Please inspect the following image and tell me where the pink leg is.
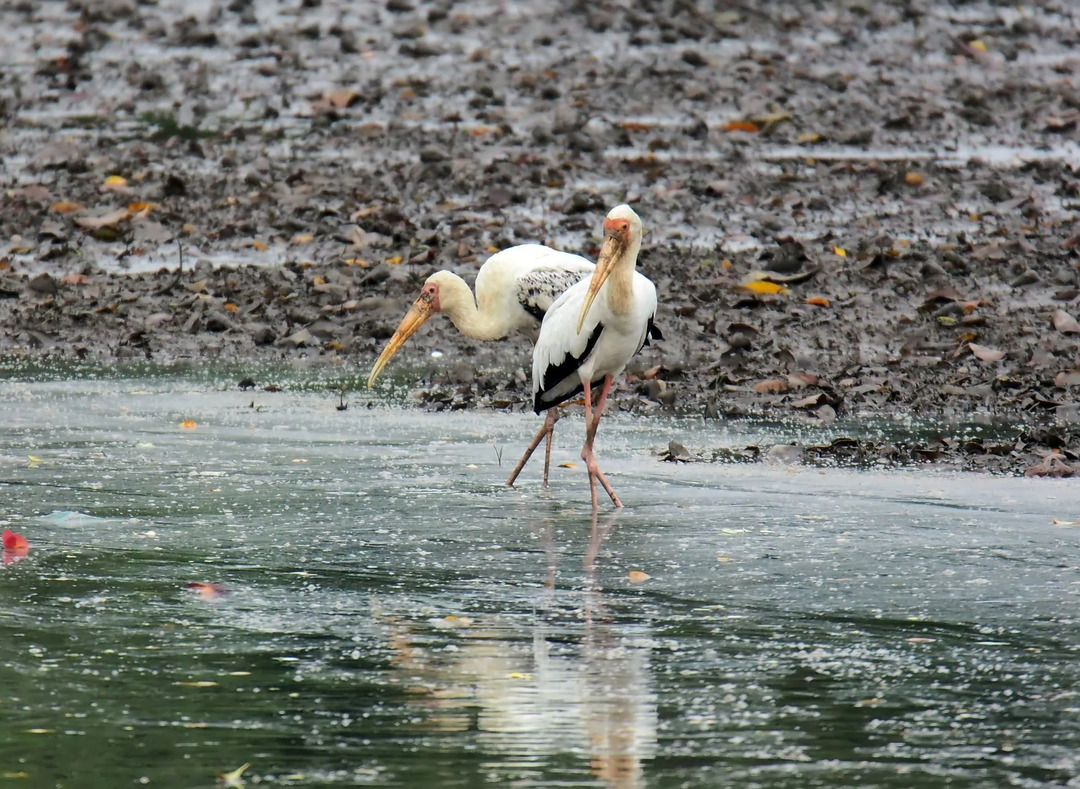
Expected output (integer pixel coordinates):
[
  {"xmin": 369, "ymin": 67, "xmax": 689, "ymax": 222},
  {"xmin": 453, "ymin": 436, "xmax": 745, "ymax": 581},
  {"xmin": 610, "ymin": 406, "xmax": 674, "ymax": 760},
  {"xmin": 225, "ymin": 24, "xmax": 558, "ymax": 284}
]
[
  {"xmin": 506, "ymin": 407, "xmax": 561, "ymax": 488},
  {"xmin": 581, "ymin": 376, "xmax": 622, "ymax": 509}
]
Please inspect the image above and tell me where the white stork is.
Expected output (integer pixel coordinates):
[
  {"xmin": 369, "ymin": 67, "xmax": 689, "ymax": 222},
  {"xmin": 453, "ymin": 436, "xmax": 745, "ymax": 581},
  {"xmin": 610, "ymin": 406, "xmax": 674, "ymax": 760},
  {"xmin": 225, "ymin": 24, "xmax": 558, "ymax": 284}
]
[
  {"xmin": 365, "ymin": 244, "xmax": 595, "ymax": 485},
  {"xmin": 531, "ymin": 204, "xmax": 660, "ymax": 509}
]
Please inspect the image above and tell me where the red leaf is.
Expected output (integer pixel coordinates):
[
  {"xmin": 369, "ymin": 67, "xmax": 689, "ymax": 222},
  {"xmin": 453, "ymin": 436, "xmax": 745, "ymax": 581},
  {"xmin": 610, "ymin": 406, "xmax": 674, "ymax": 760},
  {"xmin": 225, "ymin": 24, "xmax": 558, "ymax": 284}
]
[{"xmin": 2, "ymin": 529, "xmax": 28, "ymax": 551}]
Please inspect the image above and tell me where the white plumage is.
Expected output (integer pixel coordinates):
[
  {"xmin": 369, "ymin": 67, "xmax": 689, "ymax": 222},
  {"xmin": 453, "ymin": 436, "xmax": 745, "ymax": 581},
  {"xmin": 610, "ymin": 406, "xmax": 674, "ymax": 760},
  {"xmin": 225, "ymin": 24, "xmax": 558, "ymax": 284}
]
[
  {"xmin": 366, "ymin": 242, "xmax": 596, "ymax": 488},
  {"xmin": 529, "ymin": 204, "xmax": 661, "ymax": 509},
  {"xmin": 532, "ymin": 270, "xmax": 658, "ymax": 412}
]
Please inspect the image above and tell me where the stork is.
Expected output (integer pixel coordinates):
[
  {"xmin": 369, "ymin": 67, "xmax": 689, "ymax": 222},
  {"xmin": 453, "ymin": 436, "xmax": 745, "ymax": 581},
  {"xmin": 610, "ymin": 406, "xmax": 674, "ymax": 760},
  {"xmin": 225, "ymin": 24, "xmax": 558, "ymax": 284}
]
[
  {"xmin": 531, "ymin": 205, "xmax": 660, "ymax": 509},
  {"xmin": 366, "ymin": 244, "xmax": 594, "ymax": 486}
]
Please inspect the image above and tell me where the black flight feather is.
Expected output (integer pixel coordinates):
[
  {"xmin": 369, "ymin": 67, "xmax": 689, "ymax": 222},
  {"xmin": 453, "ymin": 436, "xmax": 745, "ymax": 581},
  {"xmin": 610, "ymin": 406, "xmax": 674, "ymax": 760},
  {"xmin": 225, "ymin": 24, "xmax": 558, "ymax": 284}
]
[{"xmin": 533, "ymin": 321, "xmax": 605, "ymax": 414}]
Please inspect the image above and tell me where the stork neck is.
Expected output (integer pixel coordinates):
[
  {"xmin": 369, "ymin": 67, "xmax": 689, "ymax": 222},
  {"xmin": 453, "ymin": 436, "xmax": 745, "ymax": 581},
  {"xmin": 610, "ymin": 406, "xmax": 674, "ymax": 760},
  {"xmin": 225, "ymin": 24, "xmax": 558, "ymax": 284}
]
[
  {"xmin": 604, "ymin": 244, "xmax": 639, "ymax": 317},
  {"xmin": 439, "ymin": 276, "xmax": 507, "ymax": 341}
]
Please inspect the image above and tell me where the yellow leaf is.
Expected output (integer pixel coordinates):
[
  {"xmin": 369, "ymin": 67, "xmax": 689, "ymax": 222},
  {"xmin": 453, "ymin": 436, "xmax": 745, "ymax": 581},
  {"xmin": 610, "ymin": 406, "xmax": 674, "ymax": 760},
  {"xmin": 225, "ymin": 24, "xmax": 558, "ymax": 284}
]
[
  {"xmin": 27, "ymin": 455, "xmax": 42, "ymax": 463},
  {"xmin": 506, "ymin": 672, "xmax": 532, "ymax": 679},
  {"xmin": 49, "ymin": 200, "xmax": 84, "ymax": 214},
  {"xmin": 739, "ymin": 280, "xmax": 788, "ymax": 295},
  {"xmin": 292, "ymin": 233, "xmax": 314, "ymax": 244},
  {"xmin": 969, "ymin": 39, "xmax": 987, "ymax": 53},
  {"xmin": 250, "ymin": 240, "xmax": 268, "ymax": 251},
  {"xmin": 102, "ymin": 175, "xmax": 128, "ymax": 190},
  {"xmin": 486, "ymin": 245, "xmax": 499, "ymax": 253},
  {"xmin": 343, "ymin": 258, "xmax": 370, "ymax": 267},
  {"xmin": 223, "ymin": 303, "xmax": 239, "ymax": 312},
  {"xmin": 386, "ymin": 255, "xmax": 403, "ymax": 265},
  {"xmin": 720, "ymin": 258, "xmax": 732, "ymax": 270},
  {"xmin": 796, "ymin": 131, "xmax": 821, "ymax": 145},
  {"xmin": 217, "ymin": 763, "xmax": 251, "ymax": 786},
  {"xmin": 832, "ymin": 246, "xmax": 847, "ymax": 257},
  {"xmin": 180, "ymin": 420, "xmax": 197, "ymax": 430},
  {"xmin": 626, "ymin": 570, "xmax": 651, "ymax": 583},
  {"xmin": 127, "ymin": 201, "xmax": 158, "ymax": 214},
  {"xmin": 312, "ymin": 275, "xmax": 326, "ymax": 285},
  {"xmin": 558, "ymin": 461, "xmax": 577, "ymax": 468},
  {"xmin": 24, "ymin": 729, "xmax": 55, "ymax": 735}
]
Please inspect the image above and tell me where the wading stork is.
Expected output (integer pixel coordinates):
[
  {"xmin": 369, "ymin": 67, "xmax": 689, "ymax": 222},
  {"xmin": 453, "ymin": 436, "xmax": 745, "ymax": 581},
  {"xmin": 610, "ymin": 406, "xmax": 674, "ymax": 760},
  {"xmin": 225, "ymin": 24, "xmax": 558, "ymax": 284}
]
[
  {"xmin": 365, "ymin": 244, "xmax": 595, "ymax": 486},
  {"xmin": 531, "ymin": 205, "xmax": 660, "ymax": 509}
]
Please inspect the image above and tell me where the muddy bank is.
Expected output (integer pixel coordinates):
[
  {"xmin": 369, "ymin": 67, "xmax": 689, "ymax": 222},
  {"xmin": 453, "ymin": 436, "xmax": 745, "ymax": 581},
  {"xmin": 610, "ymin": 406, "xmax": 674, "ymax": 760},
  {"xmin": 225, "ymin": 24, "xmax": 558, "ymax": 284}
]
[{"xmin": 1, "ymin": 0, "xmax": 1078, "ymax": 475}]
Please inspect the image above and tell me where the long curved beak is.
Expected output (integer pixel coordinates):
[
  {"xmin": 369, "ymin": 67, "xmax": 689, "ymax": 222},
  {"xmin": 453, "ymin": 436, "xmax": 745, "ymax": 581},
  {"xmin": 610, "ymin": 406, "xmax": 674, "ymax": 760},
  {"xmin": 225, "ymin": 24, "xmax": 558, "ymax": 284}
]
[
  {"xmin": 576, "ymin": 234, "xmax": 621, "ymax": 333},
  {"xmin": 366, "ymin": 295, "xmax": 435, "ymax": 388}
]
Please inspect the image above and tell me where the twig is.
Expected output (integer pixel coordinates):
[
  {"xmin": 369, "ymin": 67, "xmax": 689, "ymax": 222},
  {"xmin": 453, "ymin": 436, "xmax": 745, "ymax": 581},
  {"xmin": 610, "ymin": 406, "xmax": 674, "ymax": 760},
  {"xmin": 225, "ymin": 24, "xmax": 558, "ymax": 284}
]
[{"xmin": 154, "ymin": 241, "xmax": 185, "ymax": 296}]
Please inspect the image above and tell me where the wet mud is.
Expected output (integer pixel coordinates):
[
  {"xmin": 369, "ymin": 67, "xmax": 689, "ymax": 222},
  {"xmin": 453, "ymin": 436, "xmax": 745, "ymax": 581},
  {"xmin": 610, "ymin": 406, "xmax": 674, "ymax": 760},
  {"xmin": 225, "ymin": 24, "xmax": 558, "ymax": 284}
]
[{"xmin": 1, "ymin": 0, "xmax": 1078, "ymax": 475}]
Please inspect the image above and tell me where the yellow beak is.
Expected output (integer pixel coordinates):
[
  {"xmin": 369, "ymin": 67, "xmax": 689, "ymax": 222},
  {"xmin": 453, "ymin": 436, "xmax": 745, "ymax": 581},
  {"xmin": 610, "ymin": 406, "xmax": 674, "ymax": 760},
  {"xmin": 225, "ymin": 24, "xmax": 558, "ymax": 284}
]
[
  {"xmin": 366, "ymin": 295, "xmax": 435, "ymax": 388},
  {"xmin": 576, "ymin": 234, "xmax": 621, "ymax": 333}
]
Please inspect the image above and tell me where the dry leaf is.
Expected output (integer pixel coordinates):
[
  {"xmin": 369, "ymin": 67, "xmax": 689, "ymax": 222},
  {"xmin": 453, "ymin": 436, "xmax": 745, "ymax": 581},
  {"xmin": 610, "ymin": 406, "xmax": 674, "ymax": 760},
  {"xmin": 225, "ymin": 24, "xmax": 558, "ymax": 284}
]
[
  {"xmin": 753, "ymin": 379, "xmax": 788, "ymax": 394},
  {"xmin": 249, "ymin": 240, "xmax": 268, "ymax": 251},
  {"xmin": 180, "ymin": 420, "xmax": 197, "ymax": 430},
  {"xmin": 223, "ymin": 303, "xmax": 239, "ymax": 312},
  {"xmin": 292, "ymin": 233, "xmax": 314, "ymax": 244},
  {"xmin": 386, "ymin": 255, "xmax": 403, "ymax": 265},
  {"xmin": 1051, "ymin": 309, "xmax": 1080, "ymax": 334},
  {"xmin": 805, "ymin": 296, "xmax": 830, "ymax": 306},
  {"xmin": 60, "ymin": 273, "xmax": 89, "ymax": 285},
  {"xmin": 626, "ymin": 570, "xmax": 650, "ymax": 583},
  {"xmin": 738, "ymin": 280, "xmax": 788, "ymax": 295},
  {"xmin": 722, "ymin": 120, "xmax": 759, "ymax": 133},
  {"xmin": 969, "ymin": 39, "xmax": 987, "ymax": 53},
  {"xmin": 968, "ymin": 343, "xmax": 1005, "ymax": 362},
  {"xmin": 101, "ymin": 175, "xmax": 128, "ymax": 190},
  {"xmin": 1052, "ymin": 519, "xmax": 1080, "ymax": 527},
  {"xmin": 558, "ymin": 461, "xmax": 577, "ymax": 468},
  {"xmin": 832, "ymin": 246, "xmax": 847, "ymax": 257},
  {"xmin": 75, "ymin": 208, "xmax": 131, "ymax": 230},
  {"xmin": 326, "ymin": 88, "xmax": 357, "ymax": 108},
  {"xmin": 796, "ymin": 131, "xmax": 821, "ymax": 145},
  {"xmin": 904, "ymin": 171, "xmax": 925, "ymax": 186},
  {"xmin": 49, "ymin": 200, "xmax": 84, "ymax": 214}
]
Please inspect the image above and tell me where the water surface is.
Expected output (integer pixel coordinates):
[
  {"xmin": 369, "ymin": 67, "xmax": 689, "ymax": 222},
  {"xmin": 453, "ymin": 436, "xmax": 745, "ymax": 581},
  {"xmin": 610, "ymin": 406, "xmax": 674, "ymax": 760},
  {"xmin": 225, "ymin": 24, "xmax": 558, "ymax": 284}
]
[{"xmin": 1, "ymin": 370, "xmax": 1078, "ymax": 788}]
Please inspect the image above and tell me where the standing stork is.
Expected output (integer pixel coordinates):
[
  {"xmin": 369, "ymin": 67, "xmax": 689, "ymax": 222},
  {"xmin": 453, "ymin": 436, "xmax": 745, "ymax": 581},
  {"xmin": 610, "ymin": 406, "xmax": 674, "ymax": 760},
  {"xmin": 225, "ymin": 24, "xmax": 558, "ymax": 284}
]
[
  {"xmin": 365, "ymin": 244, "xmax": 595, "ymax": 486},
  {"xmin": 531, "ymin": 205, "xmax": 660, "ymax": 509}
]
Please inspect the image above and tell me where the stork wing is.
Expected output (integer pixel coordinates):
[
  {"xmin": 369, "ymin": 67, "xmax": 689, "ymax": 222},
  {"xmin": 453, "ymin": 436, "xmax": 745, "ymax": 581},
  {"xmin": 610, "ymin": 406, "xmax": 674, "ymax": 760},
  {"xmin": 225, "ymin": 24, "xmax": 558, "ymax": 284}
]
[{"xmin": 514, "ymin": 259, "xmax": 595, "ymax": 323}]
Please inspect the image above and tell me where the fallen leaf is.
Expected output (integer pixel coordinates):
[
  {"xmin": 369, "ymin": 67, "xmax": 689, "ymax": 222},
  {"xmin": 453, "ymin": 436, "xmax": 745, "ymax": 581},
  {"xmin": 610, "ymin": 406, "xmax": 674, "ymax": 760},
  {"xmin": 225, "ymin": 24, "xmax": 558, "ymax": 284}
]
[
  {"xmin": 722, "ymin": 120, "xmax": 759, "ymax": 133},
  {"xmin": 2, "ymin": 529, "xmax": 28, "ymax": 551},
  {"xmin": 386, "ymin": 255, "xmax": 403, "ymax": 265},
  {"xmin": 738, "ymin": 280, "xmax": 788, "ymax": 295},
  {"xmin": 223, "ymin": 302, "xmax": 239, "ymax": 312},
  {"xmin": 832, "ymin": 246, "xmax": 847, "ymax": 257},
  {"xmin": 127, "ymin": 201, "xmax": 158, "ymax": 214},
  {"xmin": 1052, "ymin": 519, "xmax": 1080, "ymax": 526},
  {"xmin": 805, "ymin": 296, "xmax": 830, "ymax": 306},
  {"xmin": 1051, "ymin": 309, "xmax": 1080, "ymax": 334},
  {"xmin": 249, "ymin": 240, "xmax": 268, "ymax": 252},
  {"xmin": 75, "ymin": 208, "xmax": 132, "ymax": 230},
  {"xmin": 326, "ymin": 88, "xmax": 358, "ymax": 108},
  {"xmin": 180, "ymin": 420, "xmax": 197, "ymax": 430},
  {"xmin": 796, "ymin": 131, "xmax": 821, "ymax": 145},
  {"xmin": 968, "ymin": 343, "xmax": 1005, "ymax": 362},
  {"xmin": 49, "ymin": 200, "xmax": 84, "ymax": 214},
  {"xmin": 753, "ymin": 379, "xmax": 788, "ymax": 394},
  {"xmin": 186, "ymin": 581, "xmax": 230, "ymax": 600},
  {"xmin": 558, "ymin": 461, "xmax": 577, "ymax": 468},
  {"xmin": 101, "ymin": 175, "xmax": 128, "ymax": 190},
  {"xmin": 60, "ymin": 273, "xmax": 89, "ymax": 285},
  {"xmin": 176, "ymin": 680, "xmax": 219, "ymax": 688},
  {"xmin": 969, "ymin": 39, "xmax": 987, "ymax": 53},
  {"xmin": 904, "ymin": 171, "xmax": 924, "ymax": 186},
  {"xmin": 626, "ymin": 570, "xmax": 650, "ymax": 583},
  {"xmin": 292, "ymin": 233, "xmax": 314, "ymax": 244}
]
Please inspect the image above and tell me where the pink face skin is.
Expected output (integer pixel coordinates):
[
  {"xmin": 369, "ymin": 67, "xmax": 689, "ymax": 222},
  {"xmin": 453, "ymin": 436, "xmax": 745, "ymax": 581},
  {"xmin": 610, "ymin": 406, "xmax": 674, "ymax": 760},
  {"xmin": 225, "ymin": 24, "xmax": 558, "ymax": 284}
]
[
  {"xmin": 420, "ymin": 281, "xmax": 441, "ymax": 311},
  {"xmin": 604, "ymin": 216, "xmax": 630, "ymax": 237}
]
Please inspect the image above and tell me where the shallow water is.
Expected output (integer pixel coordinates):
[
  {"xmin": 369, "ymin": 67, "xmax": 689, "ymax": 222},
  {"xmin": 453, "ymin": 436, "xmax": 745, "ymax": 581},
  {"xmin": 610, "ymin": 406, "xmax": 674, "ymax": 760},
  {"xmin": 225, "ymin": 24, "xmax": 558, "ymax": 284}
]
[{"xmin": 1, "ymin": 369, "xmax": 1079, "ymax": 788}]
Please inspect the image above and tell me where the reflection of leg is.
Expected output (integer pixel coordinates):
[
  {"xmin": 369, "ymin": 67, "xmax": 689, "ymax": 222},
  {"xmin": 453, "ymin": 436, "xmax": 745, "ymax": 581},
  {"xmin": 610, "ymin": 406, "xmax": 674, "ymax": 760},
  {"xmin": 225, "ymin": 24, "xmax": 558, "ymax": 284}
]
[
  {"xmin": 506, "ymin": 407, "xmax": 560, "ymax": 487},
  {"xmin": 581, "ymin": 376, "xmax": 621, "ymax": 509}
]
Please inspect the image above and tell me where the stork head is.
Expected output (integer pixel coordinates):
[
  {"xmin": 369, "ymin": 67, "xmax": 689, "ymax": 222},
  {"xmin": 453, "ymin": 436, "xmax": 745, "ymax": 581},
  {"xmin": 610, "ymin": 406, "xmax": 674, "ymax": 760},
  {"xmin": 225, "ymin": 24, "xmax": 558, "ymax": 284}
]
[
  {"xmin": 366, "ymin": 272, "xmax": 449, "ymax": 388},
  {"xmin": 576, "ymin": 204, "xmax": 642, "ymax": 333}
]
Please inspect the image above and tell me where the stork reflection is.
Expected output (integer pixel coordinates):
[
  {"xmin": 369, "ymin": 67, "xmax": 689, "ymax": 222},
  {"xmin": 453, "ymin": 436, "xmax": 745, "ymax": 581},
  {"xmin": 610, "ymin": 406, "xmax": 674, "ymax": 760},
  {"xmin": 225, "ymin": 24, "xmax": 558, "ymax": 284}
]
[{"xmin": 379, "ymin": 510, "xmax": 657, "ymax": 788}]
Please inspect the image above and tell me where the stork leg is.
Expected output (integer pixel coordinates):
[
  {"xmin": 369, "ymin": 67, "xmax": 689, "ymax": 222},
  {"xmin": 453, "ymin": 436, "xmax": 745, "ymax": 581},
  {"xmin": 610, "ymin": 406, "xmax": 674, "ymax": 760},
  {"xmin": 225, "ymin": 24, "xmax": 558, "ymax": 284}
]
[
  {"xmin": 506, "ymin": 407, "xmax": 561, "ymax": 488},
  {"xmin": 581, "ymin": 376, "xmax": 622, "ymax": 510}
]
